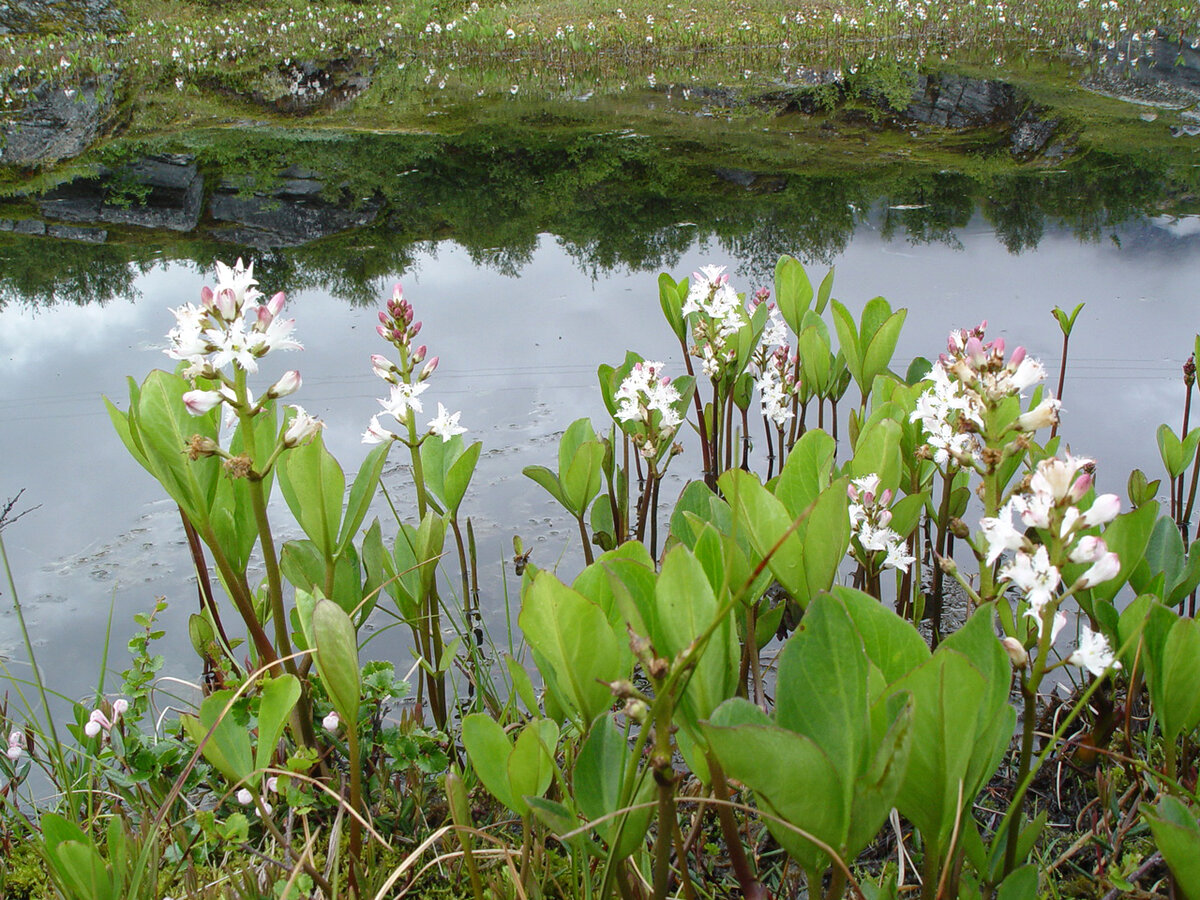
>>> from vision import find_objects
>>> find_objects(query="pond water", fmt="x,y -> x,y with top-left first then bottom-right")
2,118 -> 1199,706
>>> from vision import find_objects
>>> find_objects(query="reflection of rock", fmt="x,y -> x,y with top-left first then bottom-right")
0,0 -> 124,34
0,78 -> 118,167
903,74 -> 1018,128
714,167 -> 787,192
209,174 -> 381,248
39,154 -> 204,231
47,223 -> 106,242
250,59 -> 373,113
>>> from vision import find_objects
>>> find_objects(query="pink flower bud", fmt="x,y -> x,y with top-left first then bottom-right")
378,311 -> 391,326
965,336 -> 985,367
1079,552 -> 1121,588
267,291 -> 286,317
214,287 -> 238,319
410,320 -> 422,337
237,788 -> 253,805
371,354 -> 393,380
391,283 -> 404,302
419,356 -> 439,381
1009,345 -> 1026,367
1001,636 -> 1028,667
1082,494 -> 1121,527
270,370 -> 302,399
411,344 -> 427,365
111,698 -> 128,718
376,324 -> 389,340
323,711 -> 340,732
183,390 -> 224,416
200,285 -> 215,308
1068,473 -> 1092,502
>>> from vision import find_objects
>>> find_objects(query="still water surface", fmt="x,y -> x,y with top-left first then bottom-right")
2,207 -> 1198,702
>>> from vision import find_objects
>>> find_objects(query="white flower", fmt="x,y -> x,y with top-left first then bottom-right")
1014,397 -> 1060,432
1001,546 -> 1060,617
883,542 -> 916,572
236,787 -> 254,805
283,405 -> 323,447
362,414 -> 397,445
428,403 -> 467,442
268,370 -> 302,399
1025,607 -> 1066,643
323,711 -> 340,732
380,381 -> 428,420
213,258 -> 261,311
1067,625 -> 1121,676
980,499 -> 1028,565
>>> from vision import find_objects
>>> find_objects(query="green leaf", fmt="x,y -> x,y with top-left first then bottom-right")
658,273 -> 688,342
312,599 -> 360,726
775,594 -> 869,787
462,714 -> 516,812
704,701 -> 844,878
774,429 -> 838,517
337,441 -> 391,555
278,432 -> 345,559
833,586 -> 930,684
181,689 -> 252,785
508,719 -> 559,815
656,546 -> 739,731
721,469 -> 807,601
1144,796 -> 1200,900
774,254 -> 813,336
1160,617 -> 1200,744
575,714 -> 654,858
520,572 -> 628,725
523,464 -> 570,510
255,674 -> 301,780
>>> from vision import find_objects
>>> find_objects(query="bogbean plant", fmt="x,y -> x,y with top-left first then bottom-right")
8,253 -> 1200,898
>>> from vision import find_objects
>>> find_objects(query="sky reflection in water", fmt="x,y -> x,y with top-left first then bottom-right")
1,211 -> 1197,701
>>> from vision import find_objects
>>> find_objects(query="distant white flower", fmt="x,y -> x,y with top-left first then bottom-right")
236,787 -> 254,805
323,711 -> 340,732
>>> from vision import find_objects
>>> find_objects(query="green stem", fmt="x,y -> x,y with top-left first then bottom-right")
348,722 -> 363,896
247,476 -> 298,677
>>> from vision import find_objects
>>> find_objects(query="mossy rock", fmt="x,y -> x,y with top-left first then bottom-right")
0,0 -> 125,36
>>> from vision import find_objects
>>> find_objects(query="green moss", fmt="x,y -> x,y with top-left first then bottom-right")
0,839 -> 53,900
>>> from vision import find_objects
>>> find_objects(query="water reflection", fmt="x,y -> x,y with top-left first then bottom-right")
1,124 -> 1196,308
1,157 -> 1199,705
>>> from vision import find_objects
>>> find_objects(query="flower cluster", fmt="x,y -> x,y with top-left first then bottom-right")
84,698 -> 128,739
847,474 -> 916,573
362,284 -> 466,445
911,323 -> 1058,468
6,730 -> 25,762
980,453 -> 1122,673
682,265 -> 747,378
749,290 -> 798,429
614,360 -> 683,458
165,260 -> 321,450
166,259 -> 302,379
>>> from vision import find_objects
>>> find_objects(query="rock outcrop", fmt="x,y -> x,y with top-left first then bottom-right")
0,0 -> 124,34
0,78 -> 118,167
